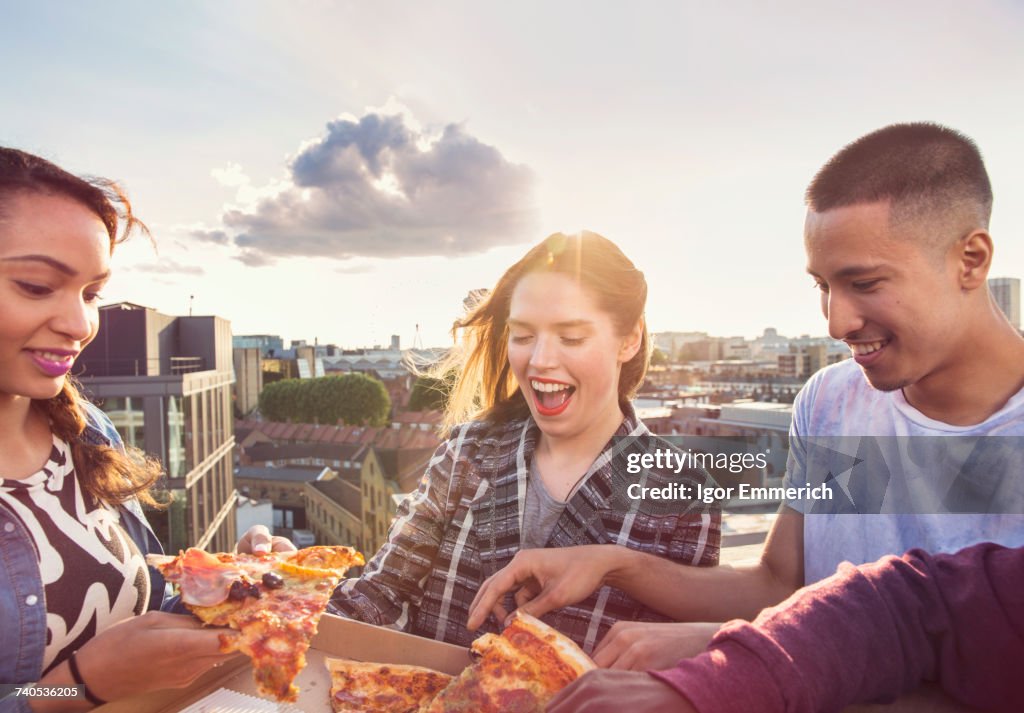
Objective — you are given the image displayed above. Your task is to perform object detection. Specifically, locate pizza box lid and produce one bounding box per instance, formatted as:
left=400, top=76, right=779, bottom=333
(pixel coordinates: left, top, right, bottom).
left=93, top=613, right=473, bottom=712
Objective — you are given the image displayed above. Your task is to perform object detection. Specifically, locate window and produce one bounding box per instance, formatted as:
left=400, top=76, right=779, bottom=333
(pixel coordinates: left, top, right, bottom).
left=273, top=508, right=294, bottom=529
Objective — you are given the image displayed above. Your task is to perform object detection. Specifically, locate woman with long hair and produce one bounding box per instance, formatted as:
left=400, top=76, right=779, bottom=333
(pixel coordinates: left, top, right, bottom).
left=330, top=231, right=719, bottom=652
left=0, top=148, right=256, bottom=712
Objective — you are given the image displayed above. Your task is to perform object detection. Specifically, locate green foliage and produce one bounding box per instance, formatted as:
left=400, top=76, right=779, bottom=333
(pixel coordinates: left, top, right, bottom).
left=258, top=378, right=300, bottom=422
left=257, top=374, right=391, bottom=426
left=650, top=348, right=669, bottom=366
left=407, top=372, right=455, bottom=412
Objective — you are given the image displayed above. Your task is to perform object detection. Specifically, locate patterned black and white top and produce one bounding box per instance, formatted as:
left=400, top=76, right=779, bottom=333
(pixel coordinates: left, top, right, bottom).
left=330, top=406, right=719, bottom=654
left=0, top=436, right=149, bottom=672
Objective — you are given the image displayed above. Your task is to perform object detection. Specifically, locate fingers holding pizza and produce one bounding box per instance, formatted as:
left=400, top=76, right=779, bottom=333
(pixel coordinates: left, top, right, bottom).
left=467, top=545, right=621, bottom=631
left=236, top=523, right=299, bottom=554
left=72, top=611, right=239, bottom=703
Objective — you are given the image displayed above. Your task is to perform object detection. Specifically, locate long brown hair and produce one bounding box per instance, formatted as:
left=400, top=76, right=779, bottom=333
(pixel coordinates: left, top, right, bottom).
left=0, top=147, right=164, bottom=507
left=438, top=231, right=649, bottom=432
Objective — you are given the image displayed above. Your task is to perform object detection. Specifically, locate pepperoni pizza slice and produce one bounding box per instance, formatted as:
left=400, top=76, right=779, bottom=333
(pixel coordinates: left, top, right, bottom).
left=422, top=611, right=594, bottom=711
left=147, top=545, right=363, bottom=702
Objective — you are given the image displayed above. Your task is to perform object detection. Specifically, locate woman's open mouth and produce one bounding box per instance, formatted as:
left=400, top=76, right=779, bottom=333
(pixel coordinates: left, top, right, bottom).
left=530, top=378, right=576, bottom=417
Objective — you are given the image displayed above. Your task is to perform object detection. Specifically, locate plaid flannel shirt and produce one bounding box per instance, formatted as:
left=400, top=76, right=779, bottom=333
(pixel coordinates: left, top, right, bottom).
left=329, top=406, right=720, bottom=653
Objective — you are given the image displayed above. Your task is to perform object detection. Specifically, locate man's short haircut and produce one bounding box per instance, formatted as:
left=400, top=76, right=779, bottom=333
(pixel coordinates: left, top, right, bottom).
left=806, top=123, right=993, bottom=229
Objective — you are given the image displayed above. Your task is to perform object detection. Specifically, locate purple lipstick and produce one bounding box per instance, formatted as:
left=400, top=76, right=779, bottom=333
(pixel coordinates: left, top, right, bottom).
left=26, top=348, right=77, bottom=377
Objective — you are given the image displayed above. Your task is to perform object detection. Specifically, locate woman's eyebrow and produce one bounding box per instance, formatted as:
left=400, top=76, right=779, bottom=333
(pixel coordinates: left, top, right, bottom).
left=2, top=254, right=110, bottom=281
left=507, top=318, right=593, bottom=328
left=3, top=254, right=77, bottom=275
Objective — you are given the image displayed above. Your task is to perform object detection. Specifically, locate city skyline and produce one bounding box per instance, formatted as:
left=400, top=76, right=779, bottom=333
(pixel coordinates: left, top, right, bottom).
left=232, top=324, right=851, bottom=353
left=3, top=2, right=1023, bottom=347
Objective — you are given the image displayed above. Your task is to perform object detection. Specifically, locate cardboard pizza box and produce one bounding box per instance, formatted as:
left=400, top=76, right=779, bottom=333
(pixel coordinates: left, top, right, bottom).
left=94, top=614, right=473, bottom=712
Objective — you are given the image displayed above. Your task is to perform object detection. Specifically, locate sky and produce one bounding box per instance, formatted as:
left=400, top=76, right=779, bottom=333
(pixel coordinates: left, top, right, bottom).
left=2, top=1, right=1022, bottom=348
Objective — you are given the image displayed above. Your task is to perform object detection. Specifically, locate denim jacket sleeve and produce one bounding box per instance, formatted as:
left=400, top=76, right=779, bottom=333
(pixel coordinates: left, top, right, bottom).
left=0, top=401, right=174, bottom=704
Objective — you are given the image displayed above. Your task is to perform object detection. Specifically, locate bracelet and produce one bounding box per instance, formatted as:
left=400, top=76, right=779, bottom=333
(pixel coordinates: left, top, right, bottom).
left=67, top=650, right=107, bottom=706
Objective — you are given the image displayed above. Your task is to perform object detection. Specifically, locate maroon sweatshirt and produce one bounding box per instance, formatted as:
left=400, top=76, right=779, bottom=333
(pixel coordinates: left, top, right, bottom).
left=653, top=543, right=1024, bottom=713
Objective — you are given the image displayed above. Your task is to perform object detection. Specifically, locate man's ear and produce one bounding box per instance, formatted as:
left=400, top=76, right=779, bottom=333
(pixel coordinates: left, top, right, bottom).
left=619, top=317, right=645, bottom=363
left=955, top=229, right=993, bottom=290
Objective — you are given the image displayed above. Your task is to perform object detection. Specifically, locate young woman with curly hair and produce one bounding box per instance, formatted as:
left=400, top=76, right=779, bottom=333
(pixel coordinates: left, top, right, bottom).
left=0, top=148, right=246, bottom=712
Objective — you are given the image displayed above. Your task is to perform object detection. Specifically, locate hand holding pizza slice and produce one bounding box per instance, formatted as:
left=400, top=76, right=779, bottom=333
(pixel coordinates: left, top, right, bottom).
left=147, top=545, right=363, bottom=702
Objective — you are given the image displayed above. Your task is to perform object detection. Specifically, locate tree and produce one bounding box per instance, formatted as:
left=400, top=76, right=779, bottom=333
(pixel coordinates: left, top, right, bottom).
left=257, top=374, right=391, bottom=426
left=258, top=378, right=301, bottom=422
left=650, top=348, right=669, bottom=366
left=308, top=374, right=391, bottom=426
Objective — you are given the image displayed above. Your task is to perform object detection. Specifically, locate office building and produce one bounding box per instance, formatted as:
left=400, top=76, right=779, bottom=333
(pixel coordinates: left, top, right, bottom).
left=77, top=302, right=237, bottom=552
left=233, top=347, right=263, bottom=417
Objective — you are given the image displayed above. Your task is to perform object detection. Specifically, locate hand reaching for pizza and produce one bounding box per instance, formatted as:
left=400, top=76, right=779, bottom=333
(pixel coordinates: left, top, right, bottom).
left=592, top=621, right=721, bottom=669
left=467, top=545, right=624, bottom=630
left=70, top=611, right=238, bottom=702
left=236, top=524, right=298, bottom=554
left=546, top=669, right=696, bottom=713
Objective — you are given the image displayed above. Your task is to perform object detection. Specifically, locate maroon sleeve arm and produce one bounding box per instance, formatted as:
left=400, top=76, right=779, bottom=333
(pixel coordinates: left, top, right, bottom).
left=651, top=542, right=1024, bottom=713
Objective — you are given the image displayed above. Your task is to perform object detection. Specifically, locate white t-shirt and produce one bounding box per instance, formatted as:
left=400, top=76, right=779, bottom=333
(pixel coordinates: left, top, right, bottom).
left=783, top=359, right=1024, bottom=584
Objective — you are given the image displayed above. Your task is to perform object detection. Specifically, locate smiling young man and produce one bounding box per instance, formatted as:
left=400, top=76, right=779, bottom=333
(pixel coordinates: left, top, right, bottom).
left=466, top=124, right=1024, bottom=709
left=786, top=122, right=1024, bottom=583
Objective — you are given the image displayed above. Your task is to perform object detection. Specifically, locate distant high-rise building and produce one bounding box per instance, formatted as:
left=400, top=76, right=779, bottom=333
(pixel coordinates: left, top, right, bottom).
left=778, top=343, right=836, bottom=379
left=233, top=347, right=263, bottom=417
left=390, top=334, right=401, bottom=351
left=78, top=302, right=237, bottom=553
left=989, top=277, right=1021, bottom=329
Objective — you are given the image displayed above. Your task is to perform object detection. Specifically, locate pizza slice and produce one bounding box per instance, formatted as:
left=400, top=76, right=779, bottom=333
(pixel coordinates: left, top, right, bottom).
left=420, top=611, right=595, bottom=712
left=147, top=545, right=364, bottom=702
left=326, top=659, right=453, bottom=712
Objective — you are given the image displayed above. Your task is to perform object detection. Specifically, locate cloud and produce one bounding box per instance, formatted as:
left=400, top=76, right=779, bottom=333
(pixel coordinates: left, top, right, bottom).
left=234, top=251, right=274, bottom=268
left=130, top=259, right=205, bottom=276
left=218, top=110, right=537, bottom=264
left=189, top=229, right=230, bottom=245
left=211, top=162, right=249, bottom=188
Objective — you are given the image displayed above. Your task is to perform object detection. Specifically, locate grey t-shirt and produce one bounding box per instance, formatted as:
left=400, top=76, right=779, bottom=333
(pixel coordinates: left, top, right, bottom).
left=785, top=359, right=1024, bottom=584
left=522, top=458, right=567, bottom=549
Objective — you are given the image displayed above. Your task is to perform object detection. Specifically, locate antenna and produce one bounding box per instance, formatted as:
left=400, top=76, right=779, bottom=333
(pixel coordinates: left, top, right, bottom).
left=413, top=323, right=423, bottom=350
left=188, top=295, right=195, bottom=317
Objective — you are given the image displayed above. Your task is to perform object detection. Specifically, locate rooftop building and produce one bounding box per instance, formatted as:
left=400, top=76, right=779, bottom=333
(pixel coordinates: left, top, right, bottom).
left=77, top=302, right=237, bottom=552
